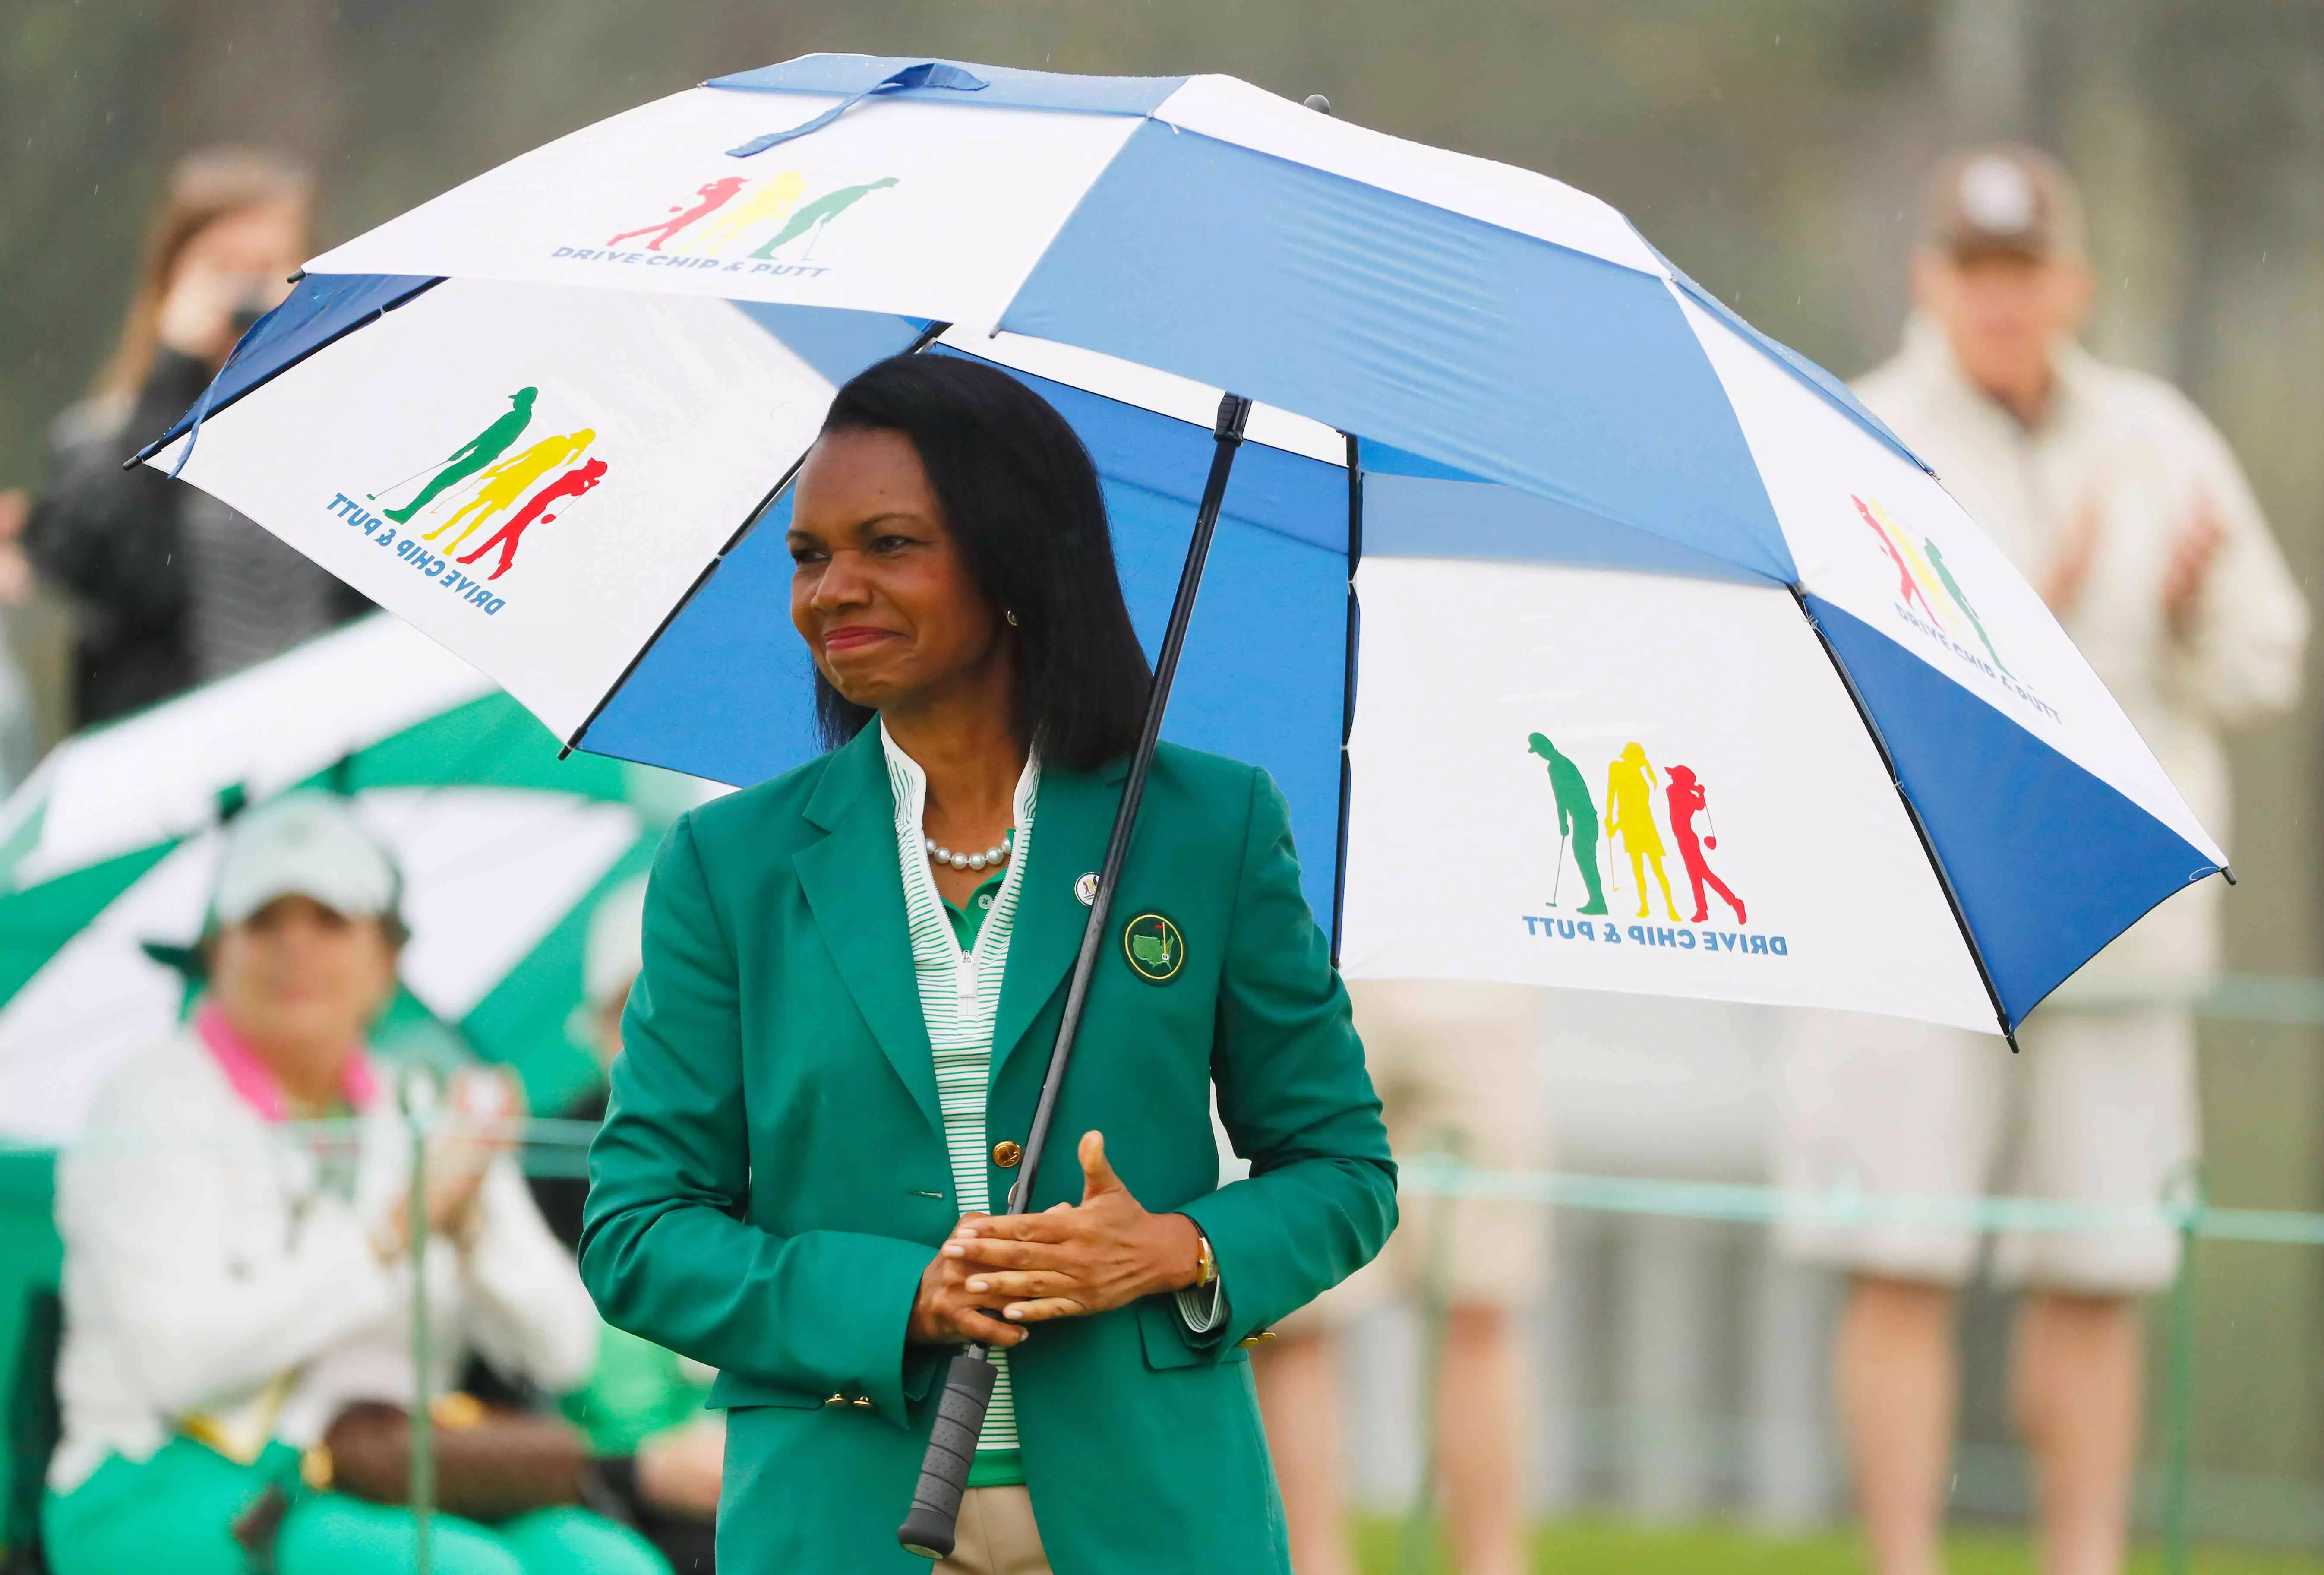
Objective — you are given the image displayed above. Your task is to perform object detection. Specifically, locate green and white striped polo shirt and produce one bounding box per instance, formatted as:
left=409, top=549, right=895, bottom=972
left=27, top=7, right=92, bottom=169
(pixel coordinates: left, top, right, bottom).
left=881, top=721, right=1039, bottom=1485
left=879, top=722, right=1228, bottom=1487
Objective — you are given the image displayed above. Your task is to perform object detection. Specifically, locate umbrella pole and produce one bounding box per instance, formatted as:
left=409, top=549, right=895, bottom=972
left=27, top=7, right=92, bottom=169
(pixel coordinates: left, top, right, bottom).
left=898, top=390, right=1254, bottom=1559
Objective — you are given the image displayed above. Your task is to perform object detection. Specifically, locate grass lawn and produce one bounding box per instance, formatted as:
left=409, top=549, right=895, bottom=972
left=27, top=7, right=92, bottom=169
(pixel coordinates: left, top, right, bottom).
left=1352, top=1516, right=2324, bottom=1573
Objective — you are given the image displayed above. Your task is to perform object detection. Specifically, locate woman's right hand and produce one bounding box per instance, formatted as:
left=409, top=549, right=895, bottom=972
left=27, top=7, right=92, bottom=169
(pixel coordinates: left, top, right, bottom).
left=907, top=1214, right=1029, bottom=1348
left=374, top=1069, right=524, bottom=1259
left=156, top=258, right=253, bottom=367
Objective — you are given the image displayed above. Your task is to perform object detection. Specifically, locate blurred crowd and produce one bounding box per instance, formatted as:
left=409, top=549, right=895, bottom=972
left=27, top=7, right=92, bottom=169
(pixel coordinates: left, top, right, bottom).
left=1, top=117, right=2307, bottom=1575
left=43, top=794, right=711, bottom=1575
left=3, top=147, right=727, bottom=1574
left=0, top=146, right=377, bottom=802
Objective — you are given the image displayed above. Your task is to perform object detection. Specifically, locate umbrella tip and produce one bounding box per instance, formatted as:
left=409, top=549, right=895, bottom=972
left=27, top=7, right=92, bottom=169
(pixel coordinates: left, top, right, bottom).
left=1303, top=93, right=1333, bottom=116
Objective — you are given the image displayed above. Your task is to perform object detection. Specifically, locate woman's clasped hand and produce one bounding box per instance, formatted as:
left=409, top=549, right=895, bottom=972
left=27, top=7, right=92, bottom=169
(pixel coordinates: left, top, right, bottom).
left=907, top=1130, right=1204, bottom=1345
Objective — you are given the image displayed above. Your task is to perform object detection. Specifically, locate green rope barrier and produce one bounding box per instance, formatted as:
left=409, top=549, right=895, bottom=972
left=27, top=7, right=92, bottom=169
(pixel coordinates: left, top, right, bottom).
left=29, top=1122, right=2324, bottom=1242
left=1393, top=1158, right=2324, bottom=1243
left=2052, top=970, right=2324, bottom=1025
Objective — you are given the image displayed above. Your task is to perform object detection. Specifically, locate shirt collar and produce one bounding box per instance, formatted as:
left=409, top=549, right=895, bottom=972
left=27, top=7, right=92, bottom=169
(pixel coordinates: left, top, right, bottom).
left=194, top=999, right=379, bottom=1123
left=1900, top=310, right=2091, bottom=433
left=878, top=718, right=1041, bottom=837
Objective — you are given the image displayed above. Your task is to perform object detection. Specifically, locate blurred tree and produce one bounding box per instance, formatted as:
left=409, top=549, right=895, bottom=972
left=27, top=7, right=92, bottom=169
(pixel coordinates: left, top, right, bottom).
left=3, top=0, right=2323, bottom=1529
left=161, top=0, right=343, bottom=153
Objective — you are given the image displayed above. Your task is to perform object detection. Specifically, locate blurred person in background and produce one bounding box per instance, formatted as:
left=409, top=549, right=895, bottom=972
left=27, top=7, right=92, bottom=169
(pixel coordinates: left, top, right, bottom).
left=0, top=489, right=42, bottom=789
left=533, top=875, right=721, bottom=1573
left=1779, top=146, right=2306, bottom=1575
left=31, top=148, right=368, bottom=726
left=1256, top=982, right=1544, bottom=1575
left=44, top=792, right=666, bottom=1575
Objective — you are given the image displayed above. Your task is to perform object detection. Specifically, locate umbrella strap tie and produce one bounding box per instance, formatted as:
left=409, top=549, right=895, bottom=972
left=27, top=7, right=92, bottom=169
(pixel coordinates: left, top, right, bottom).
left=167, top=372, right=225, bottom=481
left=163, top=288, right=282, bottom=479
left=727, top=62, right=988, bottom=158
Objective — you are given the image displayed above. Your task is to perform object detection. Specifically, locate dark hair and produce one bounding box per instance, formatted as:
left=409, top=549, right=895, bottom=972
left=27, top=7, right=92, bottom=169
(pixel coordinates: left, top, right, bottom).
left=810, top=353, right=1152, bottom=771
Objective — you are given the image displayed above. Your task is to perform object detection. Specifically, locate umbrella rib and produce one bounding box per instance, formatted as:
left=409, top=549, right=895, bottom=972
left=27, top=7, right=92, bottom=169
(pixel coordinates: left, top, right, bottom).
left=559, top=319, right=953, bottom=760
left=1329, top=429, right=1361, bottom=966
left=127, top=277, right=445, bottom=470
left=1788, top=586, right=2021, bottom=1052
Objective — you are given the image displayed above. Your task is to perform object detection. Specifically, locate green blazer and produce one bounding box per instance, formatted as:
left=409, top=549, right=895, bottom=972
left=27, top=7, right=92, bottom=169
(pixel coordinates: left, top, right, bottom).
left=581, top=724, right=1396, bottom=1574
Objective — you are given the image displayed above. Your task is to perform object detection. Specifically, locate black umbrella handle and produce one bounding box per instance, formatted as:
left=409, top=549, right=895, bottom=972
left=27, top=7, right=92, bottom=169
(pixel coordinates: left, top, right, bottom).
left=896, top=392, right=1252, bottom=1559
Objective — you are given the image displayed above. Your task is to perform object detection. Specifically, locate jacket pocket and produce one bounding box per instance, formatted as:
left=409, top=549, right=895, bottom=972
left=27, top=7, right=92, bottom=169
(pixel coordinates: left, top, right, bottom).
left=1134, top=1297, right=1247, bottom=1371
left=707, top=1371, right=834, bottom=1411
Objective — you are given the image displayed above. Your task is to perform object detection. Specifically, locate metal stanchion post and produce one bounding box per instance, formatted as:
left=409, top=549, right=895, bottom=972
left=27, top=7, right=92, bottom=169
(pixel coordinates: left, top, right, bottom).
left=2162, top=1167, right=2203, bottom=1575
left=404, top=1069, right=437, bottom=1575
left=1399, top=1135, right=1465, bottom=1575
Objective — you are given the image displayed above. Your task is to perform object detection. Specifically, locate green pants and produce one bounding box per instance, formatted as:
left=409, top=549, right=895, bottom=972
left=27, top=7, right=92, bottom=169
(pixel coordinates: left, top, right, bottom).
left=44, top=1439, right=669, bottom=1575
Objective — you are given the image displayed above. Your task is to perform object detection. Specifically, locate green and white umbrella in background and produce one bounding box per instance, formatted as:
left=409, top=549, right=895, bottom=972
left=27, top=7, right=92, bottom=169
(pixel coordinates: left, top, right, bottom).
left=0, top=614, right=710, bottom=1145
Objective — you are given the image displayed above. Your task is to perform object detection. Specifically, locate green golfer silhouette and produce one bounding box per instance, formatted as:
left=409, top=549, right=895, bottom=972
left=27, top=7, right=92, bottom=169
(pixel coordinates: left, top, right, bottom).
left=1527, top=733, right=1609, bottom=915
left=1923, top=539, right=2015, bottom=679
left=748, top=178, right=900, bottom=259
left=385, top=387, right=537, bottom=525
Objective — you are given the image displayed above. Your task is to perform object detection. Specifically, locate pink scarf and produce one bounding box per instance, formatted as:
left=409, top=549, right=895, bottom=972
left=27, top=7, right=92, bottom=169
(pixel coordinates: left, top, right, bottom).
left=195, top=1000, right=378, bottom=1121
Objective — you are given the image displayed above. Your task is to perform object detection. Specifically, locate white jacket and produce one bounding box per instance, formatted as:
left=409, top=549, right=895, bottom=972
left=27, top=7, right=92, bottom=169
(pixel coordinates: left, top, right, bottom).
left=1856, top=317, right=2307, bottom=993
left=50, top=1030, right=599, bottom=1491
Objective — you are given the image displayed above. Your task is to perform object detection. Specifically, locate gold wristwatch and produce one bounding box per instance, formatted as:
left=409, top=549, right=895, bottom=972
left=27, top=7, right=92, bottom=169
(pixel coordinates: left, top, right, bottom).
left=1192, top=1226, right=1216, bottom=1289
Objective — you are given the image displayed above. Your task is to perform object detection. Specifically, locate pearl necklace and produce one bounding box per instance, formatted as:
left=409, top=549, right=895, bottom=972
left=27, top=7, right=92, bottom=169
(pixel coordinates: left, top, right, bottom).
left=925, top=831, right=1012, bottom=873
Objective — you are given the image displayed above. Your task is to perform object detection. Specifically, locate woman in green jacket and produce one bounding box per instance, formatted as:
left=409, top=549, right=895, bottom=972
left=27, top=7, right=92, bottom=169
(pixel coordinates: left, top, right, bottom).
left=580, top=354, right=1396, bottom=1574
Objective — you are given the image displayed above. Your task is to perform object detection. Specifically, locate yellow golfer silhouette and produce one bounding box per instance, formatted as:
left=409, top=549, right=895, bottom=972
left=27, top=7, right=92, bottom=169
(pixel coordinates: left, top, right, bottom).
left=423, top=429, right=596, bottom=556
left=681, top=171, right=806, bottom=253
left=1605, top=741, right=1681, bottom=922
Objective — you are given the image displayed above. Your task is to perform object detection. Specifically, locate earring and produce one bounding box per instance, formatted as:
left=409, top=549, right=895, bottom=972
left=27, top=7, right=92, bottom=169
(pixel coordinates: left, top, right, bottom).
left=1005, top=609, right=1020, bottom=626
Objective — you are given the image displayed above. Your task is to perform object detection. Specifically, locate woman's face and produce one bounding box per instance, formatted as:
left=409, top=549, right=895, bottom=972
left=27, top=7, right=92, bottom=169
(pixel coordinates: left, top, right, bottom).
left=171, top=197, right=307, bottom=309
left=789, top=426, right=1009, bottom=715
left=209, top=895, right=398, bottom=1083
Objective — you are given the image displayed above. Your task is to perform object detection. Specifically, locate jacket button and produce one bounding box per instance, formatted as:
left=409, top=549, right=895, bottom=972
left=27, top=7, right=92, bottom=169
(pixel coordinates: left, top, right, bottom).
left=991, top=1140, right=1023, bottom=1168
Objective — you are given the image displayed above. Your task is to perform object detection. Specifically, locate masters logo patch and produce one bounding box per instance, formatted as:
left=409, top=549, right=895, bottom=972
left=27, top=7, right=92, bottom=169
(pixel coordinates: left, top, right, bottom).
left=1122, top=913, right=1184, bottom=984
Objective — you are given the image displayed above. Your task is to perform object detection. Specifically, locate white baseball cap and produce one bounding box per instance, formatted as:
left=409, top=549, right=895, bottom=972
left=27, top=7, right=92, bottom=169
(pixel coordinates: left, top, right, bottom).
left=1924, top=144, right=2083, bottom=261
left=211, top=790, right=402, bottom=930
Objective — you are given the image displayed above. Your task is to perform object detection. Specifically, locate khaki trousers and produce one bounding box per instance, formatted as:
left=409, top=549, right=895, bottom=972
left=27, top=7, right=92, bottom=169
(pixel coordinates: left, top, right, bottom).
left=934, top=1486, right=1051, bottom=1575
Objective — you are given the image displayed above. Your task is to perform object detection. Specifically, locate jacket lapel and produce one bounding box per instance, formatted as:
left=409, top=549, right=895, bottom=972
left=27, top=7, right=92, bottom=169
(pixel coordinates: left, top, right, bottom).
left=792, top=727, right=944, bottom=1140
left=991, top=757, right=1127, bottom=1086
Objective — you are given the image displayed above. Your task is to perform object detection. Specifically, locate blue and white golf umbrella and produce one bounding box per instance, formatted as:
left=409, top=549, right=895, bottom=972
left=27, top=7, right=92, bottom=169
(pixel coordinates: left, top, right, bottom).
left=141, top=54, right=2225, bottom=1042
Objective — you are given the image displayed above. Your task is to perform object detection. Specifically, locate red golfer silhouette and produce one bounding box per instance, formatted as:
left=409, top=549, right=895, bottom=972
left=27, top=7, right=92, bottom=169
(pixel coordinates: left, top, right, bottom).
left=1664, top=765, right=1746, bottom=925
left=458, top=458, right=607, bottom=581
left=608, top=177, right=748, bottom=251
left=1854, top=494, right=1944, bottom=625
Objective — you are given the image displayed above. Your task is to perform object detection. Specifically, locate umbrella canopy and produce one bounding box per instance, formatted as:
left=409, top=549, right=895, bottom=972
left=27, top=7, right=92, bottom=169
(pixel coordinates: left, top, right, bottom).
left=137, top=54, right=2223, bottom=1040
left=0, top=615, right=698, bottom=1143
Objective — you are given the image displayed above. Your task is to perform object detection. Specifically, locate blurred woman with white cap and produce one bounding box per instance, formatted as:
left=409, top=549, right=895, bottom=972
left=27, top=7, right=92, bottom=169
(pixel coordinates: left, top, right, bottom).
left=43, top=791, right=667, bottom=1575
